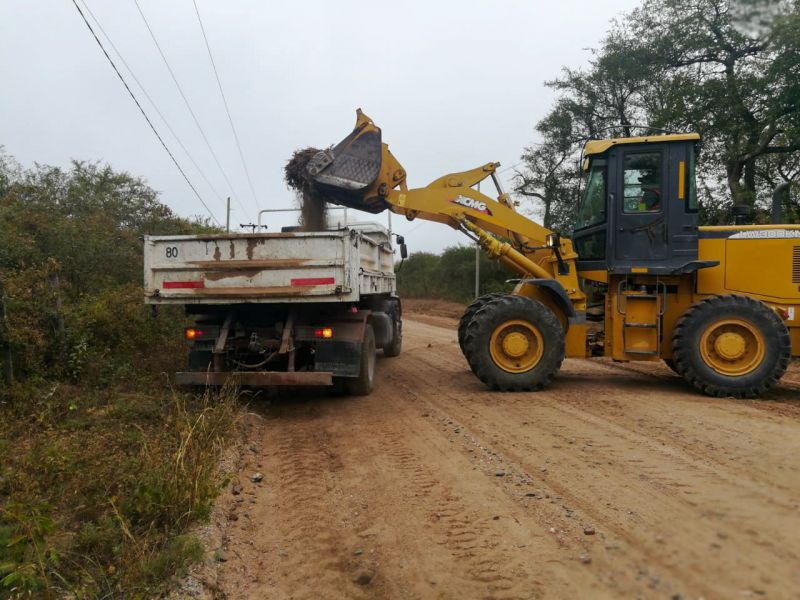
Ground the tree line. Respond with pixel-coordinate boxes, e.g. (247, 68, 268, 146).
(396, 245, 515, 303)
(514, 0, 800, 231)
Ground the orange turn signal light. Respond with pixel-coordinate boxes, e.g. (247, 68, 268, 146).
(314, 327, 334, 339)
(185, 328, 204, 340)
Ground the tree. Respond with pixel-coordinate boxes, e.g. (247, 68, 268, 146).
(0, 152, 218, 379)
(635, 0, 800, 209)
(518, 0, 800, 230)
(513, 107, 582, 233)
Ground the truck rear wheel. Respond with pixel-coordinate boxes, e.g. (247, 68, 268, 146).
(382, 317, 402, 357)
(672, 295, 791, 398)
(347, 324, 376, 396)
(463, 295, 564, 392)
(458, 293, 504, 354)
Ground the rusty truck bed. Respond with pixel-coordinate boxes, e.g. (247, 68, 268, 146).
(144, 225, 396, 305)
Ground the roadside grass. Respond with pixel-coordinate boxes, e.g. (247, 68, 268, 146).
(0, 379, 237, 598)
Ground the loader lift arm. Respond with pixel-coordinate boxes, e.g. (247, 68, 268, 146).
(307, 110, 587, 320)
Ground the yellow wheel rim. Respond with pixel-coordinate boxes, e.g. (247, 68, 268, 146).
(489, 319, 544, 373)
(699, 319, 765, 376)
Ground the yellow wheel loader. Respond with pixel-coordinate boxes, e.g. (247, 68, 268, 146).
(306, 110, 799, 398)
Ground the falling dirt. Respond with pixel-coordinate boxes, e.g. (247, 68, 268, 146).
(284, 147, 328, 231)
(189, 316, 800, 600)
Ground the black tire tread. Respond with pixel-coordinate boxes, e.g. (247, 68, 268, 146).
(347, 325, 376, 396)
(672, 294, 791, 399)
(458, 293, 506, 354)
(382, 318, 402, 357)
(662, 358, 679, 375)
(463, 295, 564, 392)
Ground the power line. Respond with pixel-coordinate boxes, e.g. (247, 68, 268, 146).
(79, 0, 228, 208)
(192, 0, 260, 210)
(132, 0, 251, 220)
(69, 0, 221, 225)
(497, 160, 525, 175)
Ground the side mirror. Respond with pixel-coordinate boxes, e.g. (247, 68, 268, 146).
(394, 234, 408, 259)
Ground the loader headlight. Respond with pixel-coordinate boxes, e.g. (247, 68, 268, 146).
(546, 233, 561, 248)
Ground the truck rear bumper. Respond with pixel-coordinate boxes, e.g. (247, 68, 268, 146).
(175, 371, 333, 387)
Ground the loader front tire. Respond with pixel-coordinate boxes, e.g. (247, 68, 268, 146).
(463, 295, 564, 392)
(672, 295, 790, 399)
(347, 324, 376, 396)
(458, 293, 505, 354)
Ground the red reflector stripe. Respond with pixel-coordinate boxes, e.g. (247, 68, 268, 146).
(291, 277, 335, 286)
(163, 280, 205, 289)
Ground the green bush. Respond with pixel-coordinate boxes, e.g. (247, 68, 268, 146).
(397, 245, 516, 303)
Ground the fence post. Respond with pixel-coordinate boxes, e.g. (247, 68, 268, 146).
(0, 279, 13, 386)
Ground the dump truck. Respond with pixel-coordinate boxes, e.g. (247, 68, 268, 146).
(143, 223, 403, 395)
(302, 109, 799, 398)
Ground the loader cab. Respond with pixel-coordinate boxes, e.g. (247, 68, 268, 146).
(573, 134, 703, 276)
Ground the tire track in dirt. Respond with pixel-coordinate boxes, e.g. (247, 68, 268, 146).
(390, 321, 800, 598)
(413, 327, 800, 499)
(381, 367, 704, 599)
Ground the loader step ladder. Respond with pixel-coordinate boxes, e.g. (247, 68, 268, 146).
(617, 280, 667, 357)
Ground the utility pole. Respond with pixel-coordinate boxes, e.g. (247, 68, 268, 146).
(226, 197, 231, 233)
(475, 243, 480, 299)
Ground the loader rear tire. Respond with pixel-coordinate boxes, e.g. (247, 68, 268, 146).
(463, 295, 564, 392)
(672, 295, 790, 399)
(663, 359, 679, 375)
(458, 293, 505, 354)
(347, 324, 376, 396)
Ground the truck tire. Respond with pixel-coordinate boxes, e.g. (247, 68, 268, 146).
(347, 324, 376, 396)
(463, 295, 564, 392)
(458, 293, 505, 354)
(672, 295, 791, 399)
(383, 317, 402, 357)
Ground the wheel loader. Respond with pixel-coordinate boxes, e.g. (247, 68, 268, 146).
(304, 110, 799, 398)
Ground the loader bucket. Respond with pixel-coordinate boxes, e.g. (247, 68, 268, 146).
(305, 110, 387, 213)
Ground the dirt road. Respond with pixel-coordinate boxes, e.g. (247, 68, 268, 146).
(211, 316, 800, 599)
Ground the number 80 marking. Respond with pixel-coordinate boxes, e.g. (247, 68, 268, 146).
(165, 246, 179, 258)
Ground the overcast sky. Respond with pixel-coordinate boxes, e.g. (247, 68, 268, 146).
(1, 0, 639, 253)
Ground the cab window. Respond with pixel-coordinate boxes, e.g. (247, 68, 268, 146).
(576, 159, 607, 229)
(623, 152, 662, 213)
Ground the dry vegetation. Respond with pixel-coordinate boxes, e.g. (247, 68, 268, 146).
(0, 155, 237, 598)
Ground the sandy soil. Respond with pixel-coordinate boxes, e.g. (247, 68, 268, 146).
(210, 316, 800, 600)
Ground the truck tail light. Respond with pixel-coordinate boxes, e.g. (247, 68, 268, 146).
(185, 328, 204, 340)
(314, 327, 334, 339)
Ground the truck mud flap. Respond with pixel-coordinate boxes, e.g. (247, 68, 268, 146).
(314, 341, 362, 377)
(175, 371, 333, 387)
